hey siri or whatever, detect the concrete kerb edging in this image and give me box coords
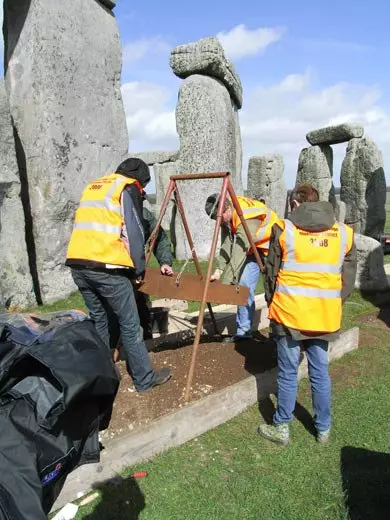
[53,326,359,511]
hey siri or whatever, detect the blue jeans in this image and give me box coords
[274,336,331,433]
[71,268,155,391]
[236,256,261,336]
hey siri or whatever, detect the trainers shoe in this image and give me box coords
[138,368,172,393]
[257,423,290,446]
[316,429,330,444]
[222,333,252,344]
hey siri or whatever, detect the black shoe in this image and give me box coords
[138,368,172,392]
[222,333,252,344]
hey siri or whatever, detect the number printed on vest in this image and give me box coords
[310,237,328,247]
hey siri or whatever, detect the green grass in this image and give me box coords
[76,309,390,520]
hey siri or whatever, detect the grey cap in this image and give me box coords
[205,193,220,219]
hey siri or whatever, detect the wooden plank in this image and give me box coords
[138,268,249,306]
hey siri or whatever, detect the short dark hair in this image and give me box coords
[290,183,319,209]
[205,193,230,220]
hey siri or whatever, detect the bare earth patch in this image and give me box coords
[100,332,276,442]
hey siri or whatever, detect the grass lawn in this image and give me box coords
[74,294,390,520]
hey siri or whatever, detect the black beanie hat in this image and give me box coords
[116,158,151,187]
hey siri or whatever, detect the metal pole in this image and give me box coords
[146,179,176,266]
[184,176,230,402]
[171,172,229,181]
[174,186,220,336]
[227,181,265,272]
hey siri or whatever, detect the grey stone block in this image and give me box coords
[154,161,180,231]
[4,0,128,303]
[0,80,35,309]
[247,154,287,218]
[296,145,336,206]
[335,200,346,223]
[174,75,243,259]
[340,137,386,238]
[306,124,364,146]
[354,233,389,292]
[130,151,179,166]
[170,37,243,109]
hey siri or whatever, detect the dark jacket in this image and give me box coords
[264,201,357,341]
[0,320,119,519]
[143,207,173,267]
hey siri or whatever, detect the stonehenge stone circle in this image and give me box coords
[296,145,336,207]
[0,80,35,309]
[170,37,243,109]
[3,0,128,303]
[247,154,286,218]
[170,37,243,260]
[340,137,386,238]
[306,124,364,146]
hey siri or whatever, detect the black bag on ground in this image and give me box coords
[0,320,120,519]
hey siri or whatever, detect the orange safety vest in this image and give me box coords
[268,219,354,333]
[66,173,143,268]
[230,196,280,253]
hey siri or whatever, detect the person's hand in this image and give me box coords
[133,276,144,286]
[210,269,222,282]
[160,264,173,276]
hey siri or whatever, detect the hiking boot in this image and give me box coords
[257,423,290,446]
[138,368,172,393]
[316,429,330,444]
[222,332,252,344]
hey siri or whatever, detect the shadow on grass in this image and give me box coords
[81,476,145,520]
[341,447,390,520]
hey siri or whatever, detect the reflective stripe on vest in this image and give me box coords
[281,220,347,274]
[73,222,122,235]
[255,208,272,250]
[275,283,341,299]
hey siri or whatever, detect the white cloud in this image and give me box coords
[121,72,390,191]
[122,36,170,66]
[121,81,178,147]
[217,24,284,60]
[240,73,390,186]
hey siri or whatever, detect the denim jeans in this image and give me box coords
[71,268,155,391]
[273,335,331,433]
[236,255,261,336]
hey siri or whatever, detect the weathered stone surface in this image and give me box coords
[131,150,179,166]
[296,145,336,207]
[335,200,346,223]
[354,234,390,292]
[4,0,128,303]
[170,37,243,109]
[0,80,34,309]
[154,161,180,231]
[174,75,243,259]
[340,137,386,238]
[247,154,287,218]
[306,124,364,146]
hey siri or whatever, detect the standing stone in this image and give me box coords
[174,74,242,259]
[335,200,346,223]
[296,145,336,207]
[354,234,389,293]
[247,154,286,218]
[306,124,364,146]
[0,80,34,309]
[4,0,128,303]
[154,161,180,231]
[340,137,386,238]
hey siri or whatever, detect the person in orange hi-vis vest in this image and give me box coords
[205,193,279,344]
[66,158,172,393]
[258,184,357,445]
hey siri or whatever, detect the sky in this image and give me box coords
[2,0,390,192]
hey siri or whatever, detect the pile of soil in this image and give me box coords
[100,332,276,442]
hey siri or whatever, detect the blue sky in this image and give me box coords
[2,0,390,191]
